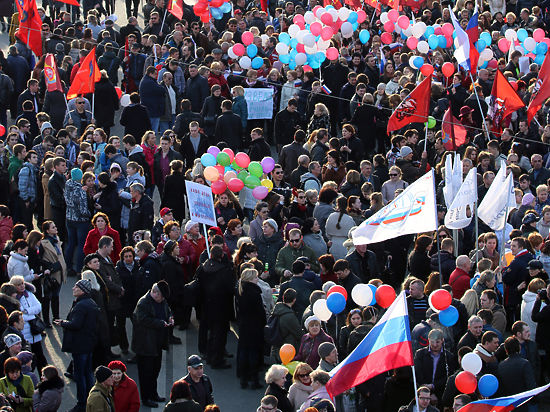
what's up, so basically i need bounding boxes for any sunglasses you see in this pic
[297,373,309,378]
[289,239,300,243]
[389,173,398,177]
[298,196,305,199]
[274,171,283,175]
[77,102,85,105]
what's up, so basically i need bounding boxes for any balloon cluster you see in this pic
[227,31,266,70]
[428,289,458,327]
[456,352,499,397]
[191,0,232,22]
[313,284,347,320]
[200,146,275,200]
[498,28,550,66]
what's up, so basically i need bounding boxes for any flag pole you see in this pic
[91,93,95,120]
[411,365,421,412]
[468,72,491,140]
[500,175,512,265]
[161,8,168,35]
[424,124,428,152]
[203,224,211,258]
[474,201,479,268]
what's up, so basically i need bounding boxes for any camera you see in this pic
[538,289,548,301]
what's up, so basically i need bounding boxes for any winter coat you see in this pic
[0,217,13,251]
[179,133,209,170]
[154,149,183,187]
[136,253,162,300]
[414,347,458,399]
[0,374,34,412]
[531,298,550,350]
[42,171,52,220]
[408,251,432,282]
[449,268,471,299]
[86,382,115,412]
[40,236,66,285]
[201,95,223,137]
[248,137,271,162]
[161,172,186,222]
[398,399,440,412]
[63,109,93,132]
[279,142,309,181]
[298,386,331,412]
[274,109,303,147]
[503,251,534,307]
[325,212,355,260]
[17,283,42,344]
[48,171,65,210]
[98,51,121,85]
[265,383,293,412]
[89,77,119,129]
[141,143,157,185]
[215,111,243,150]
[18,162,38,202]
[83,227,122,264]
[163,400,202,412]
[120,104,152,141]
[160,253,189,306]
[115,260,139,317]
[61,293,99,354]
[232,95,248,128]
[97,255,124,313]
[256,233,285,285]
[64,179,91,222]
[236,281,266,345]
[521,291,540,342]
[185,74,210,113]
[497,354,536,403]
[295,330,334,369]
[288,381,314,411]
[312,202,334,236]
[119,173,145,229]
[0,293,20,315]
[33,376,64,412]
[42,90,67,131]
[139,75,165,118]
[430,250,456,283]
[270,302,302,359]
[128,194,154,239]
[275,244,320,279]
[195,258,235,323]
[302,233,327,261]
[7,253,35,282]
[131,292,171,356]
[112,375,140,412]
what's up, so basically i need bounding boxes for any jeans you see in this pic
[65,221,90,272]
[159,114,176,134]
[150,117,160,134]
[73,353,94,407]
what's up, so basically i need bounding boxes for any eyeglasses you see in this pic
[419,397,431,401]
[274,171,283,175]
[289,239,300,243]
[77,102,85,105]
[298,196,305,199]
[389,173,398,177]
[297,373,309,378]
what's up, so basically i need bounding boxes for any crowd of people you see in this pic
[0,0,549,410]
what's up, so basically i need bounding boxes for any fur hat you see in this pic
[304,315,320,330]
[80,271,100,291]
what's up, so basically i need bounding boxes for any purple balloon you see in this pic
[252,185,268,200]
[261,157,275,173]
[207,146,220,157]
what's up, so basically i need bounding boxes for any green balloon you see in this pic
[237,170,249,182]
[232,160,243,171]
[245,175,261,189]
[248,161,263,178]
[427,116,436,129]
[217,152,231,166]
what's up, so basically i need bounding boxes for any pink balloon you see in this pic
[234,152,250,168]
[211,180,227,195]
[321,12,333,25]
[534,28,545,42]
[227,178,244,192]
[498,38,510,53]
[224,171,237,184]
[357,10,367,23]
[487,59,498,69]
[326,47,339,60]
[310,21,322,36]
[242,31,254,46]
[510,80,518,91]
[383,21,394,32]
[252,185,268,200]
[446,37,453,48]
[442,22,453,36]
[406,36,418,49]
[312,5,321,14]
[321,26,334,41]
[434,26,443,35]
[387,9,399,22]
[397,15,409,30]
[293,14,304,25]
[221,148,234,162]
[381,32,392,44]
[233,43,245,56]
[296,43,305,53]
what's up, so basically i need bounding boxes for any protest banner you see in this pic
[244,88,274,119]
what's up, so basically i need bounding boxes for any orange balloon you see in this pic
[505,251,514,266]
[279,344,296,365]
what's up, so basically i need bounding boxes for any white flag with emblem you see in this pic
[477,161,515,230]
[444,168,478,229]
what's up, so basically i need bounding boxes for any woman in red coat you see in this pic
[141,131,158,190]
[183,220,206,271]
[83,212,122,263]
[156,220,196,281]
[108,361,140,412]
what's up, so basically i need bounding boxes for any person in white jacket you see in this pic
[521,278,547,342]
[9,276,47,371]
[7,240,39,282]
[325,197,356,261]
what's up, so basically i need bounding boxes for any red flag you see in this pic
[323,0,342,8]
[441,108,467,151]
[15,0,43,57]
[527,53,550,125]
[167,0,183,19]
[490,69,525,134]
[387,75,432,133]
[44,54,63,93]
[380,0,401,10]
[67,48,101,100]
[54,0,80,5]
[347,0,366,10]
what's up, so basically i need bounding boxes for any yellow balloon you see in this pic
[284,361,300,375]
[261,178,273,192]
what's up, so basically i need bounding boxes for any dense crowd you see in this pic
[0,0,550,411]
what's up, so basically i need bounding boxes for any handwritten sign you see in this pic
[185,181,216,226]
[244,88,274,120]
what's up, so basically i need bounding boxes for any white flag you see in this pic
[477,164,515,230]
[444,168,478,229]
[352,171,438,245]
[443,153,462,208]
[452,153,462,196]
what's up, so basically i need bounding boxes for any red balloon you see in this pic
[455,371,477,394]
[210,0,223,7]
[420,64,434,76]
[383,21,395,33]
[233,43,245,56]
[242,31,254,46]
[310,21,322,36]
[214,165,225,176]
[510,80,518,91]
[434,26,443,35]
[296,43,305,53]
[193,1,208,14]
[442,62,455,78]
[357,10,367,23]
[381,32,392,44]
[375,285,396,308]
[0,125,5,136]
[228,178,244,192]
[406,36,418,50]
[321,26,334,41]
[293,14,304,24]
[321,12,333,25]
[211,180,227,195]
[430,289,452,311]
[200,12,210,23]
[487,59,498,69]
[115,86,122,99]
[303,65,312,72]
[327,285,348,300]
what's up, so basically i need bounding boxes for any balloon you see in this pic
[341,21,353,34]
[261,179,273,192]
[498,38,510,53]
[193,1,207,14]
[430,289,452,311]
[442,22,453,36]
[438,35,447,49]
[475,39,486,52]
[442,62,455,77]
[326,47,339,60]
[383,21,394,33]
[517,28,528,42]
[252,185,268,200]
[338,7,350,20]
[321,12,333,25]
[351,284,373,307]
[397,15,409,30]
[201,153,216,167]
[279,32,291,45]
[251,56,263,69]
[406,36,418,50]
[487,59,498,69]
[211,8,222,19]
[420,64,434,76]
[276,42,289,55]
[381,32,392,44]
[367,284,377,305]
[310,21,322,36]
[293,13,304,25]
[261,157,276,173]
[534,28,545,42]
[0,124,5,136]
[387,9,399,22]
[536,42,548,55]
[279,344,296,365]
[481,48,493,61]
[455,371,477,394]
[216,152,231,166]
[214,165,225,176]
[248,161,263,177]
[233,43,245,56]
[524,37,536,52]
[224,171,237,184]
[120,94,131,107]
[480,31,492,46]
[359,30,370,44]
[536,54,545,65]
[203,166,220,181]
[478,374,499,397]
[326,292,346,314]
[245,175,261,189]
[234,152,250,168]
[327,285,348,300]
[428,34,439,50]
[228,177,244,192]
[221,148,234,162]
[417,40,429,54]
[375,285,395,308]
[237,170,249,182]
[220,1,231,12]
[412,56,424,69]
[295,53,307,66]
[427,116,436,129]
[505,28,517,42]
[242,31,254,45]
[322,281,336,294]
[240,56,251,69]
[439,305,459,326]
[321,26,334,41]
[461,352,482,375]
[211,180,226,194]
[357,9,367,23]
[247,44,258,58]
[207,146,220,157]
[313,299,332,321]
[412,21,426,38]
[347,10,357,23]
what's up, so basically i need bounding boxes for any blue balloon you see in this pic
[279,54,290,64]
[310,60,320,69]
[289,49,298,59]
[352,22,358,31]
[517,28,528,42]
[439,305,459,326]
[478,374,499,397]
[288,61,296,70]
[326,292,346,314]
[325,4,334,9]
[279,32,291,45]
[425,26,435,38]
[480,60,488,69]
[210,7,223,19]
[220,1,231,12]
[359,29,370,44]
[251,56,263,69]
[438,35,447,49]
[200,153,216,167]
[476,39,486,52]
[224,166,235,173]
[247,44,258,58]
[368,284,377,306]
[480,31,492,46]
[290,38,298,48]
[537,42,548,55]
[428,34,439,50]
[316,51,326,63]
[536,54,545,65]
[347,11,358,23]
[413,56,424,69]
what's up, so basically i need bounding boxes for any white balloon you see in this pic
[524,37,536,51]
[183,0,197,5]
[395,24,402,34]
[304,11,316,24]
[327,8,338,21]
[313,299,332,321]
[315,7,325,18]
[428,294,440,313]
[303,33,316,47]
[322,281,336,294]
[240,56,251,69]
[351,284,373,307]
[481,48,493,61]
[276,42,289,55]
[288,24,300,38]
[261,34,269,47]
[296,29,308,44]
[295,52,307,66]
[403,26,412,37]
[380,12,389,24]
[304,45,318,55]
[412,21,426,38]
[505,28,517,42]
[341,21,353,35]
[317,39,331,50]
[228,47,237,59]
[461,352,482,375]
[417,40,429,54]
[120,94,131,107]
[338,7,350,21]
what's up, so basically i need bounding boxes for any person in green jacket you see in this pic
[270,288,303,362]
[0,356,34,412]
[275,228,320,282]
[7,144,25,181]
[86,366,115,412]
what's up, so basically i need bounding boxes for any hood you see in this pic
[273,302,295,317]
[300,172,318,183]
[40,122,53,133]
[493,303,505,314]
[523,290,538,303]
[9,252,28,263]
[128,145,144,156]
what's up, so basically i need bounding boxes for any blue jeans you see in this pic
[150,117,160,134]
[73,353,93,407]
[159,114,176,134]
[65,221,89,272]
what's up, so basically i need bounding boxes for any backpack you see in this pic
[300,175,318,191]
[264,312,283,346]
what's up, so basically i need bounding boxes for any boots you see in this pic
[51,296,60,320]
[42,298,52,327]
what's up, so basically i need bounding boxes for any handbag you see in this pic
[29,316,46,335]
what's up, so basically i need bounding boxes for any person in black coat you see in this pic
[173,99,203,140]
[408,235,433,282]
[139,66,165,130]
[201,86,223,140]
[115,247,139,354]
[120,93,152,140]
[179,124,209,171]
[214,101,243,151]
[153,139,183,195]
[264,367,293,412]
[503,237,534,324]
[135,242,162,299]
[86,73,119,136]
[96,173,121,231]
[235,269,266,389]
[42,89,67,132]
[185,65,210,113]
[531,284,550,375]
[274,99,304,148]
[160,242,188,334]
[128,183,154,243]
[248,129,271,161]
[161,161,186,223]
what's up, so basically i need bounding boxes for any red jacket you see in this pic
[156,237,197,281]
[141,143,158,185]
[208,72,230,98]
[113,375,140,412]
[449,267,471,299]
[83,227,122,264]
[0,217,13,252]
[183,234,206,270]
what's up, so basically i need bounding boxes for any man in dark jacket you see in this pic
[248,128,271,161]
[55,279,99,412]
[153,135,183,195]
[214,100,242,150]
[430,239,455,283]
[457,315,483,350]
[271,289,303,360]
[274,98,303,149]
[502,237,533,325]
[398,386,439,412]
[48,157,67,241]
[16,78,41,116]
[279,129,309,182]
[334,259,361,315]
[277,260,315,321]
[139,66,165,133]
[495,321,540,382]
[345,244,378,283]
[185,64,210,113]
[183,355,214,410]
[131,280,172,408]
[179,121,209,170]
[407,279,429,329]
[128,183,154,243]
[173,99,203,140]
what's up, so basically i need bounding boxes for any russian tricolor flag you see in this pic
[457,383,550,412]
[326,292,414,398]
[449,6,479,73]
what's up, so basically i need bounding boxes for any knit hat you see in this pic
[71,168,83,182]
[185,220,198,232]
[3,334,21,348]
[160,207,172,218]
[109,163,121,172]
[95,365,113,383]
[522,212,540,225]
[400,146,413,158]
[528,259,543,270]
[318,342,336,359]
[304,315,320,330]
[264,218,278,232]
[108,360,127,373]
[40,122,53,134]
[75,279,92,295]
[522,193,535,206]
[156,280,170,299]
[163,239,177,255]
[16,351,33,365]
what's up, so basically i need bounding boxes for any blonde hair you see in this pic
[460,289,480,317]
[9,276,25,287]
[292,362,313,383]
[239,268,257,295]
[265,364,288,384]
[314,103,329,116]
[232,85,245,97]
